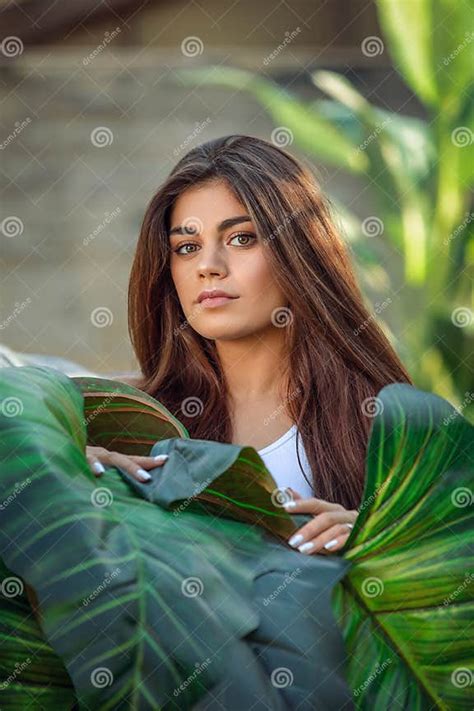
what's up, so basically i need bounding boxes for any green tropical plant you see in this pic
[0,365,472,709]
[172,0,474,416]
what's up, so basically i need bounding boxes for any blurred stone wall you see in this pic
[0,0,420,374]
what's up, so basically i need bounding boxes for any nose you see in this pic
[197,244,228,279]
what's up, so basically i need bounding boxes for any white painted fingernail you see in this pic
[153,454,169,462]
[92,461,105,474]
[136,468,152,481]
[324,538,339,550]
[282,501,296,509]
[288,533,304,547]
[298,541,314,553]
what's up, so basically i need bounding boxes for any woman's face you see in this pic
[168,180,288,341]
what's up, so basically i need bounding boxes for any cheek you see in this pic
[170,262,188,300]
[238,254,285,305]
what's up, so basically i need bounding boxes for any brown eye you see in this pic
[229,233,256,246]
[173,243,198,255]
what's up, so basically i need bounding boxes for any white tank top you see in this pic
[257,424,314,499]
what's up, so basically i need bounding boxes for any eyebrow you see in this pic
[168,215,252,238]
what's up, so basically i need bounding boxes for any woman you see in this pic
[87,134,413,556]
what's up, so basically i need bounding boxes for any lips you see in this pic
[197,290,238,303]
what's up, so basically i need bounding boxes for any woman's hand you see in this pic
[85,445,169,483]
[283,488,358,555]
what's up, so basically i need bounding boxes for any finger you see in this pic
[283,496,344,515]
[297,525,352,555]
[127,454,169,469]
[86,454,106,477]
[287,487,303,500]
[108,452,154,483]
[287,512,353,548]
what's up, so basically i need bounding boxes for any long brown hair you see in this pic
[127,134,412,510]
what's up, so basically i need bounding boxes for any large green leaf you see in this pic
[312,69,432,283]
[377,0,474,112]
[0,366,472,709]
[336,383,474,709]
[0,366,351,709]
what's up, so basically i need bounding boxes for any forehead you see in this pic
[170,181,246,225]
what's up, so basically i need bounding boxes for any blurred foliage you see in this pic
[175,0,473,421]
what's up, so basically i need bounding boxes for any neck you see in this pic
[215,327,290,403]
